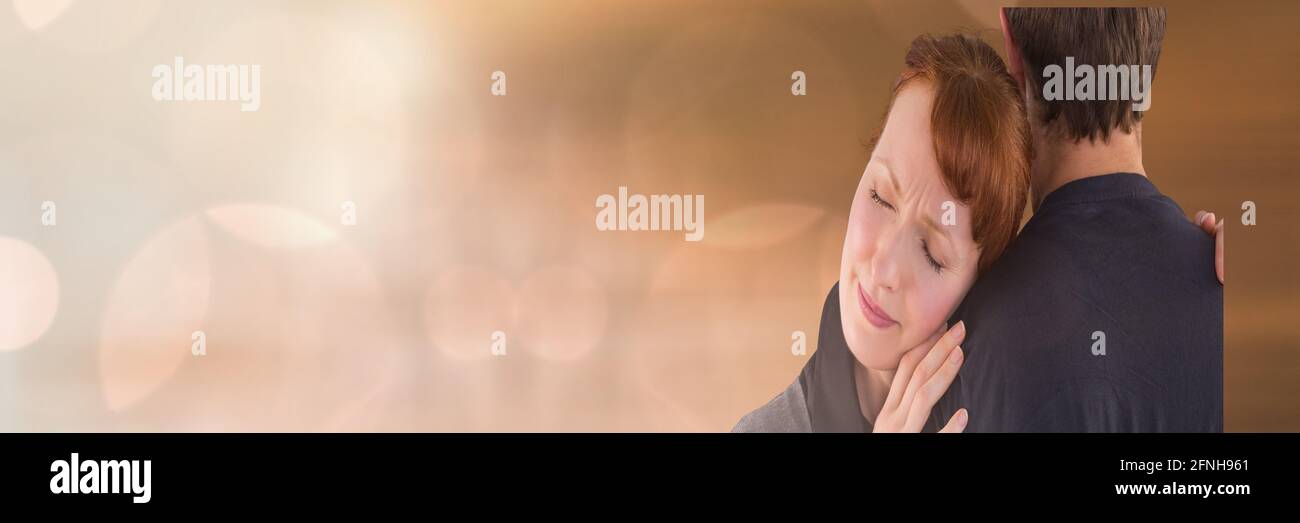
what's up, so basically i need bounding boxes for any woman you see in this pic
[734,33,1223,433]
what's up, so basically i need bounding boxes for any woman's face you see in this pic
[839,81,981,371]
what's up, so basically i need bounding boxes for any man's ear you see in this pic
[999,7,1026,95]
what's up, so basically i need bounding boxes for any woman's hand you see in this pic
[873,321,968,433]
[1193,210,1224,284]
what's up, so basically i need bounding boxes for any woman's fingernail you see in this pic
[955,320,966,337]
[957,409,968,425]
[950,346,964,366]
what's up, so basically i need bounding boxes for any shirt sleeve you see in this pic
[731,379,812,433]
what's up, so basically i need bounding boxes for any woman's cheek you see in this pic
[844,205,876,260]
[906,277,960,346]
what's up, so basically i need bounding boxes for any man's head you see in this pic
[999,7,1168,143]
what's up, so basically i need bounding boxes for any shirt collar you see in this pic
[1039,172,1159,209]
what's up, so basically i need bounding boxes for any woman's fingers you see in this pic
[1194,211,1215,234]
[1215,218,1224,284]
[938,408,968,433]
[878,322,968,432]
[1190,209,1211,231]
[1193,210,1224,284]
[883,334,936,413]
[900,321,966,413]
[905,344,964,431]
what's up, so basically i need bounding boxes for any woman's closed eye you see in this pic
[872,188,947,274]
[870,188,895,211]
[921,238,945,273]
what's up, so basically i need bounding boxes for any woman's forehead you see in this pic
[876,87,941,181]
[870,82,980,233]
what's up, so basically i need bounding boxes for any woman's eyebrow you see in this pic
[874,156,955,247]
[878,158,899,195]
[921,211,957,250]
[874,155,903,195]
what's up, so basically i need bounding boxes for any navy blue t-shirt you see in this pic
[929,173,1223,432]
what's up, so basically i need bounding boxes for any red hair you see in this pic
[877,33,1032,273]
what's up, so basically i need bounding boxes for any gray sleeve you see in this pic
[731,379,812,433]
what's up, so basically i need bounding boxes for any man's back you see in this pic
[931,173,1222,432]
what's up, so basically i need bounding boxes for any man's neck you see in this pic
[1031,125,1147,209]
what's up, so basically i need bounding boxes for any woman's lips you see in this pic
[857,282,898,329]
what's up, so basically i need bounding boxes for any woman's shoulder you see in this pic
[731,378,812,433]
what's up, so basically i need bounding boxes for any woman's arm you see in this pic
[731,379,812,433]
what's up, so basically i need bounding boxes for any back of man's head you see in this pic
[1003,7,1167,143]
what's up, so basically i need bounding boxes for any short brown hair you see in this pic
[1005,7,1167,142]
[879,33,1031,274]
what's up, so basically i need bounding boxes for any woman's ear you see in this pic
[999,8,1026,95]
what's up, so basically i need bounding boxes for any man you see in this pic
[928,7,1223,432]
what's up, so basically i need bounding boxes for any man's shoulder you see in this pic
[950,218,1065,325]
[956,190,1217,323]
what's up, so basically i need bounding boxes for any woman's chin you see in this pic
[842,318,903,371]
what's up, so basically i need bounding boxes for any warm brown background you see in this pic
[0,0,1295,431]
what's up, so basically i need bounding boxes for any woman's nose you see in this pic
[870,225,903,291]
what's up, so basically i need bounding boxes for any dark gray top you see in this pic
[733,284,872,433]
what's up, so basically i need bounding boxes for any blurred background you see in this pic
[0,0,1295,431]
